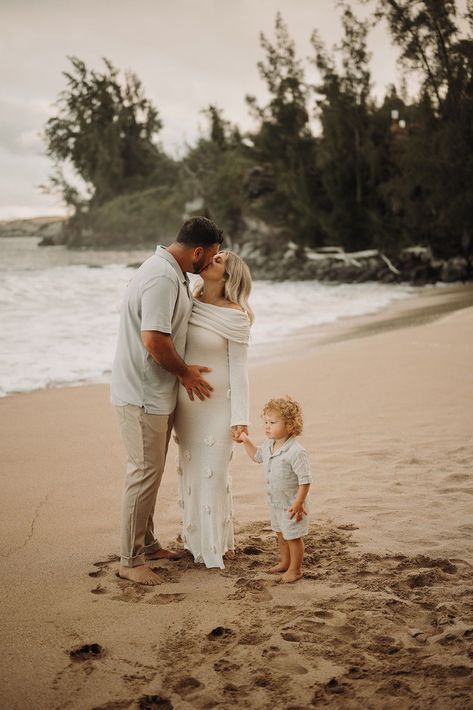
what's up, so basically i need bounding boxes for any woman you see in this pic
[174,250,253,569]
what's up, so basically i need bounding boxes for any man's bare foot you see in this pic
[117,565,162,586]
[146,548,182,561]
[279,570,303,584]
[269,562,289,574]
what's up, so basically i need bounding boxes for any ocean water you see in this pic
[0,237,413,396]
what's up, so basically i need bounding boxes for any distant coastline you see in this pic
[0,215,67,239]
[1,215,471,286]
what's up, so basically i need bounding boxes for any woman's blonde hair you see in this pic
[194,250,254,324]
[262,396,304,436]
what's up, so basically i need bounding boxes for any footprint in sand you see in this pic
[173,675,203,698]
[253,670,273,688]
[146,593,186,605]
[405,569,448,588]
[445,472,471,483]
[145,566,182,583]
[439,486,473,495]
[138,695,173,710]
[395,555,458,575]
[337,523,359,531]
[207,626,235,642]
[111,582,151,603]
[91,701,135,709]
[261,644,288,660]
[214,658,241,674]
[90,584,108,595]
[238,630,272,645]
[280,631,302,642]
[69,643,104,661]
[88,555,119,578]
[242,545,264,555]
[313,609,334,619]
[230,577,272,601]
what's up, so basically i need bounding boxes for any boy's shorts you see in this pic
[269,504,309,540]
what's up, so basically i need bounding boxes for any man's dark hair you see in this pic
[176,216,224,247]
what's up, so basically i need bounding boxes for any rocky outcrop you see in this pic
[233,222,472,284]
[0,216,66,241]
[37,220,67,246]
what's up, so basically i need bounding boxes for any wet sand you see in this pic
[0,286,472,709]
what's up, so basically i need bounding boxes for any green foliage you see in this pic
[245,13,324,245]
[373,0,473,256]
[45,5,473,259]
[45,57,167,206]
[66,186,185,247]
[312,6,376,250]
[182,106,252,237]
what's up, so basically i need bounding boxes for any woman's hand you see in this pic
[231,425,248,442]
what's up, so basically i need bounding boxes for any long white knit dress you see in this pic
[174,299,250,569]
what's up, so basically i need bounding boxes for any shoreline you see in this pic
[1,284,472,708]
[251,282,473,362]
[3,283,473,400]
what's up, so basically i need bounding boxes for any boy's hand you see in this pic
[231,425,248,442]
[288,502,307,522]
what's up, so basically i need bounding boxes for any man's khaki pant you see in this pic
[115,404,174,567]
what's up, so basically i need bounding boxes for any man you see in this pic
[111,216,223,585]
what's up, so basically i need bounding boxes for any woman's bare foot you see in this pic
[269,562,289,573]
[146,548,182,561]
[279,569,303,584]
[117,565,162,585]
[224,550,236,560]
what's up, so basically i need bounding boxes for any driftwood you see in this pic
[238,237,471,284]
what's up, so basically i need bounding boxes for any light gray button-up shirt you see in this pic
[111,246,192,415]
[255,436,312,509]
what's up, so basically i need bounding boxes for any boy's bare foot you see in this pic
[279,570,303,584]
[117,565,163,585]
[269,562,289,573]
[146,548,182,561]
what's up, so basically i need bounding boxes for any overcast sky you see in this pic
[1,0,405,220]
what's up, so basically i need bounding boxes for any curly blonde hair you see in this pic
[262,395,303,436]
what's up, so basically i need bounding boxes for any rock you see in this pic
[441,257,469,282]
[396,246,443,284]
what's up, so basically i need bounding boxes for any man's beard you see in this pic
[193,254,207,274]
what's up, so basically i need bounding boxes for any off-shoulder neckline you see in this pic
[193,297,246,314]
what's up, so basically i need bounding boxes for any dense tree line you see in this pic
[44,1,473,259]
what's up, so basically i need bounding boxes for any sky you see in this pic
[0,0,406,220]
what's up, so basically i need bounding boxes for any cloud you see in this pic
[0,0,404,218]
[0,94,52,156]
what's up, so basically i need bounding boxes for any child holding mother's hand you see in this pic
[236,396,311,583]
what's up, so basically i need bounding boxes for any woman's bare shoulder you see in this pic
[224,301,245,312]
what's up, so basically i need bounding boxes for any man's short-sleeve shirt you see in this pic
[254,436,312,509]
[111,246,192,414]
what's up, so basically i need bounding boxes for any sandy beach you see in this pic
[1,286,472,709]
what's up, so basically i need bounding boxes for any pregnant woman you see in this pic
[174,250,253,568]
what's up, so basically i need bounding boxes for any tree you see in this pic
[373,0,473,257]
[44,57,167,207]
[246,13,323,245]
[312,6,380,251]
[182,106,252,238]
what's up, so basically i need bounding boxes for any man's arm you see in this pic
[141,331,213,401]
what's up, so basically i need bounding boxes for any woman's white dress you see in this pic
[174,299,250,569]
